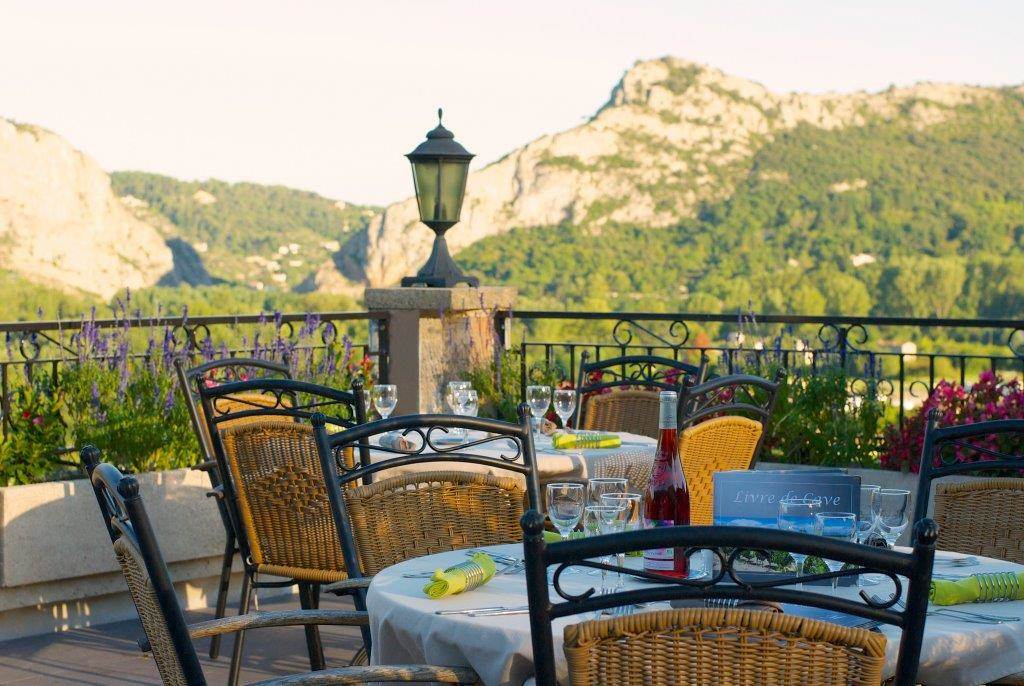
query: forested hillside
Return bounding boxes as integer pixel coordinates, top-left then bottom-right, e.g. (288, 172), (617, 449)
(459, 91), (1024, 319)
(111, 172), (377, 292)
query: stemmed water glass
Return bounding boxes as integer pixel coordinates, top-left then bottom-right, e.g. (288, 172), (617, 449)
(815, 512), (857, 589)
(602, 492), (642, 589)
(856, 485), (882, 586)
(877, 489), (910, 549)
(553, 389), (576, 432)
(527, 385), (551, 437)
(371, 384), (397, 420)
(777, 497), (821, 582)
(446, 381), (471, 437)
(457, 389), (478, 418)
(546, 483), (585, 540)
(588, 477), (627, 505)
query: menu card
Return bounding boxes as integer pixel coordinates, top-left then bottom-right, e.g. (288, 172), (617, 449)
(712, 469), (862, 586)
(713, 468), (860, 528)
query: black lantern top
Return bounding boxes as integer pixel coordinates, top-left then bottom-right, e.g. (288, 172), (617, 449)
(406, 109), (474, 163)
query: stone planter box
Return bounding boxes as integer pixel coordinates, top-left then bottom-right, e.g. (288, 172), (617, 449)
(0, 467), (283, 640)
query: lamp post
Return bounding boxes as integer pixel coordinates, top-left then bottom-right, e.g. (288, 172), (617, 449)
(401, 109), (479, 288)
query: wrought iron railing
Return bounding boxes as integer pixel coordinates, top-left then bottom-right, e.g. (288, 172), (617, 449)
(0, 311), (389, 437)
(496, 310), (1024, 429)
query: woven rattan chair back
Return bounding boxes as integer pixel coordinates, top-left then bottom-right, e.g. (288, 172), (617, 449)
(563, 608), (887, 686)
(175, 357), (292, 468)
(572, 351), (706, 432)
(679, 415), (763, 525)
(912, 410), (1024, 530)
(220, 418), (350, 582)
(196, 377), (367, 571)
(311, 405), (540, 583)
(520, 510), (938, 686)
(678, 371), (784, 465)
(579, 389), (661, 438)
(81, 447), (207, 686)
(344, 470), (526, 576)
(932, 478), (1024, 564)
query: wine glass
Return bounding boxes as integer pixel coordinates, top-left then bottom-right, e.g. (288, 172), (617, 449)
(877, 489), (910, 549)
(857, 485), (881, 544)
(857, 485), (882, 586)
(457, 389), (478, 418)
(814, 512), (857, 589)
(602, 492), (642, 589)
(527, 385), (552, 437)
(371, 384), (397, 420)
(546, 483), (585, 540)
(446, 381), (470, 411)
(777, 497), (821, 582)
(588, 477), (627, 505)
(553, 389), (576, 432)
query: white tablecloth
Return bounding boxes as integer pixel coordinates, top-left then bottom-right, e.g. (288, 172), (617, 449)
(368, 431), (655, 487)
(367, 544), (1024, 686)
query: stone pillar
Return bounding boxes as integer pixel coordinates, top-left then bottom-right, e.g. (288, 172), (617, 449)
(364, 287), (517, 414)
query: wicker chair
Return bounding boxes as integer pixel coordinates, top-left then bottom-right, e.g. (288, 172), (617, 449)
(520, 510), (938, 686)
(913, 410), (1024, 564)
(679, 415), (763, 525)
(175, 357), (293, 660)
(343, 471), (526, 576)
(309, 406), (541, 608)
(564, 609), (887, 686)
(572, 351), (706, 438)
(80, 447), (478, 686)
(196, 377), (368, 685)
(678, 370), (785, 464)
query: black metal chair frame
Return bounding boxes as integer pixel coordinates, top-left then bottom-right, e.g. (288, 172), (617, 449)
(174, 357), (292, 661)
(310, 404), (542, 655)
(912, 408), (1024, 525)
(677, 369), (786, 464)
(196, 376), (368, 685)
(571, 351), (708, 429)
(520, 510), (938, 686)
(80, 447), (475, 686)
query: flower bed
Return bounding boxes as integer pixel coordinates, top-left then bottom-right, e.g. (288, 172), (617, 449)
(0, 306), (375, 486)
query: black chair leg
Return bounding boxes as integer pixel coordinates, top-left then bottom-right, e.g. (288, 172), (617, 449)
(227, 573), (253, 686)
(298, 582), (326, 671)
(209, 532), (236, 659)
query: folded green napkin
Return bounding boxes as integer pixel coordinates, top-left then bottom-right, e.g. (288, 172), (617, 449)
(543, 530), (585, 542)
(552, 431), (621, 450)
(930, 571), (1024, 606)
(423, 553), (496, 599)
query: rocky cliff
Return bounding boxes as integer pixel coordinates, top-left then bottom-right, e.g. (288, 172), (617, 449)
(337, 57), (990, 288)
(0, 119), (176, 299)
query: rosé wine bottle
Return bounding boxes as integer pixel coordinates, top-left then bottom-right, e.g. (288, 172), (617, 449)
(643, 390), (691, 577)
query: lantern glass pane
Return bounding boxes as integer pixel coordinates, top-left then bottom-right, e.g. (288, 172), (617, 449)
(438, 159), (470, 222)
(411, 159), (440, 223)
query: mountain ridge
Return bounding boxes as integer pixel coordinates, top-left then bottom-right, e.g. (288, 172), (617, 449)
(332, 56), (1010, 288)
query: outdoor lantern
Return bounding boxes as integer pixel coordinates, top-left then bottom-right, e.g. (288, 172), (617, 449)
(401, 109), (479, 287)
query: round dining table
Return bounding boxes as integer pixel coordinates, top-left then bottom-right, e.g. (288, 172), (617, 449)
(368, 430), (656, 488)
(367, 543), (1024, 686)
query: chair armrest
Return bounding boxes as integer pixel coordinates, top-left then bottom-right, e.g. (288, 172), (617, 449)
(323, 577), (372, 594)
(250, 664), (480, 685)
(139, 610), (368, 652)
(192, 459), (217, 473)
(189, 609), (368, 639)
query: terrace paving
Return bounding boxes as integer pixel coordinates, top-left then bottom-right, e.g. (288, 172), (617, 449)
(0, 593), (363, 685)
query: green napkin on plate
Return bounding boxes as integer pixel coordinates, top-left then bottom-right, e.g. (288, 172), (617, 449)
(423, 552), (496, 599)
(552, 431), (621, 450)
(930, 571), (1024, 606)
(543, 530), (585, 542)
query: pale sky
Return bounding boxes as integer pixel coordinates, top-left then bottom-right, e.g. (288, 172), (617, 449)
(1, 1), (1021, 206)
